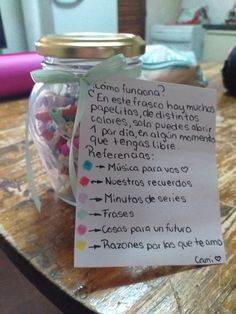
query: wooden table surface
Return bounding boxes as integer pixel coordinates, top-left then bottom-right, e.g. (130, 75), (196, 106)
(0, 63), (235, 314)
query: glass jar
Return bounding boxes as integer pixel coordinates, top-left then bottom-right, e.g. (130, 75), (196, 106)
(28, 33), (145, 205)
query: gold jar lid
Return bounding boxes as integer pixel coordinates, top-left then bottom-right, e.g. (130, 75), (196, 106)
(35, 32), (145, 59)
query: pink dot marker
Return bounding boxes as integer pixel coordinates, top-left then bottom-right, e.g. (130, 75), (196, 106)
(77, 224), (87, 236)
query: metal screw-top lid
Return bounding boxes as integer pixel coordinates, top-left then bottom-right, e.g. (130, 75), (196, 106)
(35, 32), (145, 59)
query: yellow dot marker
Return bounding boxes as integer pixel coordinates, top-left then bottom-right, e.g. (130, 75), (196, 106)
(76, 240), (87, 251)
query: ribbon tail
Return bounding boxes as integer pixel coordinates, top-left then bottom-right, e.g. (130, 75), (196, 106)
(31, 70), (80, 84)
(25, 111), (41, 211)
(115, 65), (142, 80)
(69, 79), (88, 199)
(85, 54), (126, 83)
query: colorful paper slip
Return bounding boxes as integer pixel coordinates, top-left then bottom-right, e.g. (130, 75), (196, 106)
(74, 77), (225, 267)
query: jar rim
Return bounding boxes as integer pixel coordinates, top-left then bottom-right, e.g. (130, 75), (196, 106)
(35, 32), (145, 59)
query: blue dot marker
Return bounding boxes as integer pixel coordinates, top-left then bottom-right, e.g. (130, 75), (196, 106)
(82, 160), (93, 171)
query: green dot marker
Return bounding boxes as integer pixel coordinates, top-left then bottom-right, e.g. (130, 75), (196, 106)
(77, 209), (88, 220)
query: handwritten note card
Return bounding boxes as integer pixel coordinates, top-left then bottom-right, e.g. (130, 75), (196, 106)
(74, 77), (225, 267)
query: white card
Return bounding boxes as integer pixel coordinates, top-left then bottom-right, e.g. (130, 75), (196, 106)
(74, 77), (225, 267)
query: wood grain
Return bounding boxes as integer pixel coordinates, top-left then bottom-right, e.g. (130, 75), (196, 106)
(0, 64), (235, 314)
